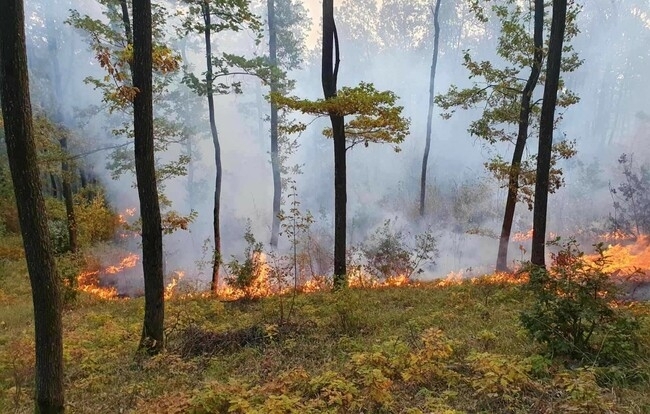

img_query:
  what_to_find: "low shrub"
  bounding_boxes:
[520,239,640,364]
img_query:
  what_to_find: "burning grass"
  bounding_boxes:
[2,260,649,413]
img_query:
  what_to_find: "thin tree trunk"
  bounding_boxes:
[133,0,165,353]
[80,168,88,188]
[495,0,544,272]
[419,0,441,217]
[50,173,58,198]
[531,0,568,267]
[322,0,346,288]
[179,42,196,213]
[0,0,65,410]
[268,0,282,248]
[47,25,79,255]
[120,0,133,44]
[60,138,78,253]
[201,4,223,293]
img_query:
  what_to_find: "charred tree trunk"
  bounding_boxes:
[133,0,165,353]
[419,0,441,217]
[0,0,65,410]
[268,0,282,248]
[495,0,544,272]
[322,0,346,288]
[531,0,568,267]
[201,4,223,293]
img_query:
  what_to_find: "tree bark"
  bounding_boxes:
[133,0,165,353]
[201,3,223,293]
[531,0,568,267]
[268,0,282,249]
[495,0,544,272]
[60,137,78,253]
[419,0,441,217]
[119,0,133,44]
[0,0,65,411]
[322,0,347,289]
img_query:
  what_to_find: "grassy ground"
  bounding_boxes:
[1,248,649,413]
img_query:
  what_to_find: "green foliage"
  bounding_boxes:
[179,0,267,96]
[47,219,70,255]
[360,220,438,281]
[273,82,410,151]
[225,223,266,299]
[74,187,120,246]
[56,252,86,307]
[435,0,582,204]
[485,139,577,209]
[467,352,532,403]
[521,239,640,364]
[67,1,189,188]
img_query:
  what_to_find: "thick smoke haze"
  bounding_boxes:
[20,0,650,288]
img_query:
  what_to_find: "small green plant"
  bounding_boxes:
[520,238,639,364]
[277,180,314,321]
[47,219,70,255]
[56,252,85,306]
[361,220,438,281]
[225,222,266,300]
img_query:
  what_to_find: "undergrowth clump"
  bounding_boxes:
[521,238,640,364]
[225,223,267,300]
[357,219,438,283]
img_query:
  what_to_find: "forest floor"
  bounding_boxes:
[1,246,650,413]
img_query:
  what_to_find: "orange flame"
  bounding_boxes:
[77,269,118,299]
[105,252,139,274]
[164,270,185,299]
[587,235,650,279]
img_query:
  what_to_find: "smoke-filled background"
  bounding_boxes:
[19,0,650,290]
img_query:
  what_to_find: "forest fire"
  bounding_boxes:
[74,233,650,302]
[77,251,185,300]
[104,252,139,274]
[165,271,185,299]
[588,235,650,280]
[77,268,118,299]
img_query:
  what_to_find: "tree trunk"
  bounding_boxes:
[0,0,65,411]
[119,0,133,44]
[322,0,347,289]
[531,0,568,267]
[201,4,223,293]
[419,0,441,217]
[47,27,79,254]
[133,0,165,354]
[268,0,282,249]
[495,0,544,272]
[60,138,78,253]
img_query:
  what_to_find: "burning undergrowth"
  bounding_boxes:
[76,245,186,299]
